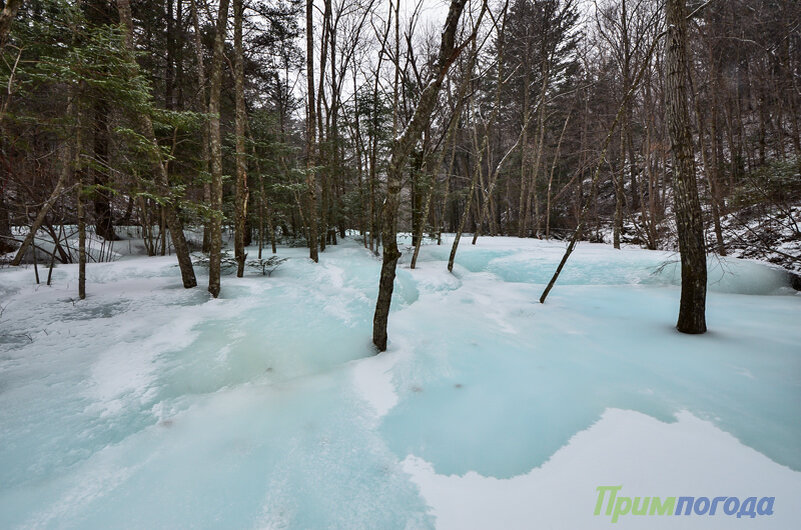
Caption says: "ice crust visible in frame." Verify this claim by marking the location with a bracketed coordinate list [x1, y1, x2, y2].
[1, 235, 799, 528]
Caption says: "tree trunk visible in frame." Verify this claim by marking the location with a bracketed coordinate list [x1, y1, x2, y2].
[206, 0, 231, 296]
[666, 0, 706, 334]
[524, 64, 550, 238]
[437, 132, 457, 245]
[411, 96, 466, 269]
[692, 79, 726, 257]
[159, 206, 166, 255]
[75, 94, 86, 298]
[234, 0, 248, 277]
[305, 0, 319, 262]
[410, 149, 425, 248]
[448, 142, 480, 271]
[77, 169, 86, 299]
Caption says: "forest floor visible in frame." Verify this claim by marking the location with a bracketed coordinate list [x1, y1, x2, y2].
[1, 233, 800, 529]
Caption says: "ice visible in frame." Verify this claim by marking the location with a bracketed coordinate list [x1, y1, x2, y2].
[415, 238, 793, 294]
[1, 235, 799, 528]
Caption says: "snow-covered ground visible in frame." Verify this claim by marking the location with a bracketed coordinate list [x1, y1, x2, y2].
[1, 234, 799, 529]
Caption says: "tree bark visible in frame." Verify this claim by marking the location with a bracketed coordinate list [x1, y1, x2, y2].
[77, 166, 86, 300]
[523, 63, 550, 238]
[692, 80, 726, 257]
[545, 111, 570, 239]
[234, 0, 248, 277]
[666, 0, 706, 334]
[305, 0, 319, 262]
[206, 0, 231, 296]
[75, 90, 86, 298]
[613, 126, 624, 248]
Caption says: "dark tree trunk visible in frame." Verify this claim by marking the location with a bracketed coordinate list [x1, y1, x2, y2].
[666, 0, 707, 334]
[233, 0, 248, 277]
[305, 0, 319, 262]
[11, 160, 69, 266]
[206, 0, 230, 296]
[77, 169, 86, 299]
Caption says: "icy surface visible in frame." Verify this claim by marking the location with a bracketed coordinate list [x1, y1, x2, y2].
[1, 235, 799, 528]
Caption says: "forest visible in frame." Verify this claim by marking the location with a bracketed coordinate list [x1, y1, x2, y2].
[0, 0, 800, 528]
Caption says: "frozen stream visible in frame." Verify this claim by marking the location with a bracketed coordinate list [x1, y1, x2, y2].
[1, 236, 799, 528]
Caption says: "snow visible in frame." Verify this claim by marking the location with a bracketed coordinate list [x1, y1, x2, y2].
[1, 234, 799, 528]
[403, 408, 801, 529]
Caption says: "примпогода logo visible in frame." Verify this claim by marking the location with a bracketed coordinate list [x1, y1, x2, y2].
[594, 485, 775, 523]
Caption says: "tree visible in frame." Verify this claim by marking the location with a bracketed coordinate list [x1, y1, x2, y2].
[666, 0, 706, 333]
[304, 0, 319, 262]
[207, 0, 230, 297]
[234, 0, 248, 277]
[372, 0, 477, 352]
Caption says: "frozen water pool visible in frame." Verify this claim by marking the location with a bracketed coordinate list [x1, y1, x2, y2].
[0, 235, 799, 529]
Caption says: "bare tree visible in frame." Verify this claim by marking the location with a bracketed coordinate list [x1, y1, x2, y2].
[372, 0, 478, 352]
[666, 0, 706, 333]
